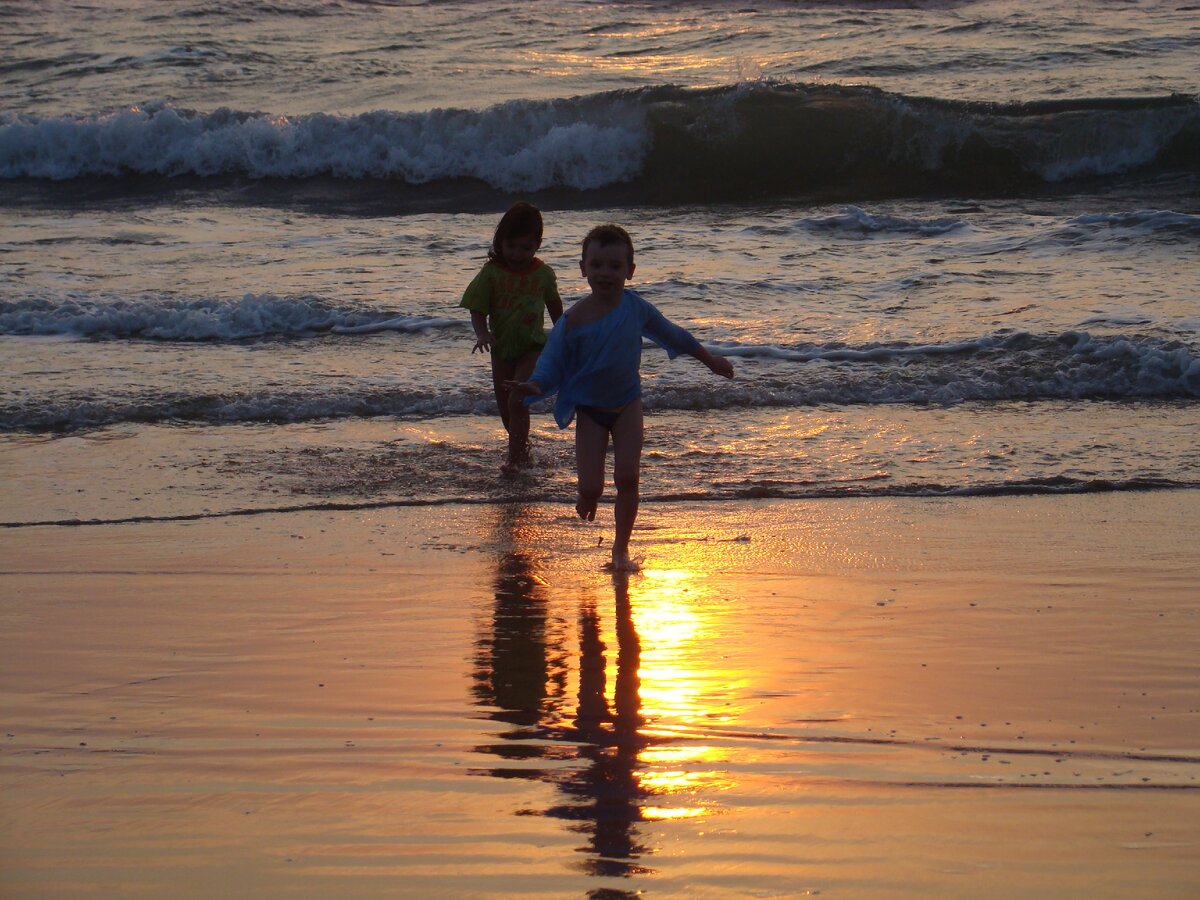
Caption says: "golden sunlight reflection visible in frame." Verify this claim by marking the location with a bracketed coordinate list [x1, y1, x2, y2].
[522, 14, 753, 82]
[641, 807, 707, 821]
[625, 567, 748, 724]
[639, 745, 726, 765]
[471, 514, 753, 879]
[526, 48, 729, 81]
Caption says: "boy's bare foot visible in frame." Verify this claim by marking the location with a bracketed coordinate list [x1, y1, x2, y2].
[609, 549, 642, 572]
[575, 496, 597, 521]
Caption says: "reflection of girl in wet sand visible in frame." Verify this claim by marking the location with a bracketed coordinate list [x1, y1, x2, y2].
[471, 504, 567, 728]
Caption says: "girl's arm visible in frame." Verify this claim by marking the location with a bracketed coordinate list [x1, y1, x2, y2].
[547, 291, 564, 325]
[511, 314, 568, 398]
[469, 311, 492, 354]
[546, 271, 564, 324]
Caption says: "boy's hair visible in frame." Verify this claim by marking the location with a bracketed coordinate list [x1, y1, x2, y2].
[581, 224, 635, 266]
[489, 201, 543, 264]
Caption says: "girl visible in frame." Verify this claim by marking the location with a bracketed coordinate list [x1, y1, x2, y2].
[461, 202, 563, 473]
[507, 224, 734, 570]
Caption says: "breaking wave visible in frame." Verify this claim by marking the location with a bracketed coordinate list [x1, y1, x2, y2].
[0, 292, 461, 341]
[3, 83, 1197, 204]
[3, 330, 1195, 432]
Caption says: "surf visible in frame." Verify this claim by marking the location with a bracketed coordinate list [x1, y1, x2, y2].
[3, 83, 1197, 208]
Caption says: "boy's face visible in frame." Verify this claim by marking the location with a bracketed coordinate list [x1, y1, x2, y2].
[580, 240, 635, 299]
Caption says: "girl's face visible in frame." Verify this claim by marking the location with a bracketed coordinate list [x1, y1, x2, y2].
[580, 240, 635, 301]
[499, 234, 539, 267]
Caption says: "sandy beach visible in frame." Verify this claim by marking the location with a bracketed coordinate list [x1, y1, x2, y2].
[3, 480, 1198, 897]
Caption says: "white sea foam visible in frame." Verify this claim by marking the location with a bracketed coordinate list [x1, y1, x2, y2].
[793, 206, 968, 236]
[969, 104, 1198, 183]
[0, 292, 462, 341]
[4, 330, 1195, 432]
[710, 334, 1007, 363]
[1067, 210, 1200, 235]
[3, 84, 1195, 198]
[0, 99, 650, 191]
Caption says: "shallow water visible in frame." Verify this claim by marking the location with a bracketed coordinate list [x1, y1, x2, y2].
[3, 7, 1198, 489]
[3, 196, 1198, 510]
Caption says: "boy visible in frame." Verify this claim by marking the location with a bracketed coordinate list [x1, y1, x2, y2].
[507, 224, 734, 570]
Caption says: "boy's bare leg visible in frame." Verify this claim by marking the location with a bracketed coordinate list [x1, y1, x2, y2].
[574, 411, 609, 521]
[501, 349, 540, 472]
[609, 400, 643, 570]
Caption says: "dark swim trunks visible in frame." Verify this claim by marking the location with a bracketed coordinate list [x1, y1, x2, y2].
[490, 335, 545, 364]
[577, 404, 626, 429]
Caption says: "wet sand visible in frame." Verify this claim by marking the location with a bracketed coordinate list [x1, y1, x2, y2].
[2, 492, 1199, 897]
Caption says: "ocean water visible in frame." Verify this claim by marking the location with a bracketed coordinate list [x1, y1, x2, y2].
[2, 0, 1199, 519]
[3, 0, 1199, 521]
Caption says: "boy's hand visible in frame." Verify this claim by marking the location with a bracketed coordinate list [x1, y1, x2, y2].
[472, 334, 493, 354]
[694, 345, 734, 379]
[709, 355, 734, 379]
[504, 380, 543, 397]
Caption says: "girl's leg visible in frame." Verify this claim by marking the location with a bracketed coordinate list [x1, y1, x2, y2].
[609, 399, 644, 569]
[503, 349, 541, 471]
[490, 355, 515, 434]
[574, 410, 609, 521]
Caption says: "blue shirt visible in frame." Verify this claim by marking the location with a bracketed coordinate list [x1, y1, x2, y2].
[527, 288, 701, 428]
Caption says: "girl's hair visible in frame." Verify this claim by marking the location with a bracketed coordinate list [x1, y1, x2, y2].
[488, 201, 544, 265]
[581, 224, 635, 266]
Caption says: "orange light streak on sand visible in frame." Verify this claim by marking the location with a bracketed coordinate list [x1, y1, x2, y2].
[640, 806, 707, 821]
[606, 561, 751, 813]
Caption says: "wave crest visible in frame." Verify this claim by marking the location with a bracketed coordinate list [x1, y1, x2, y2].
[0, 96, 650, 191]
[0, 292, 461, 341]
[3, 83, 1196, 202]
[3, 330, 1195, 432]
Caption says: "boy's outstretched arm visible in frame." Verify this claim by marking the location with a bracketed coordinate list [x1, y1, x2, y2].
[692, 345, 734, 379]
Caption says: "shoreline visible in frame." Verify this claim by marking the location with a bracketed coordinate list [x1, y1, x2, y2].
[3, 476, 1197, 530]
[4, 408, 1199, 532]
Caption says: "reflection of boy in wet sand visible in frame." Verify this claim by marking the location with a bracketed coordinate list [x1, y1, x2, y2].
[473, 562, 663, 875]
[508, 225, 734, 570]
[560, 574, 653, 876]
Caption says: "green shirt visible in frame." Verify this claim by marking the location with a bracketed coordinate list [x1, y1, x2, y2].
[460, 259, 560, 362]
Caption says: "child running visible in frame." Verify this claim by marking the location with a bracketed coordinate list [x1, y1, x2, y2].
[507, 224, 734, 570]
[461, 201, 564, 473]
